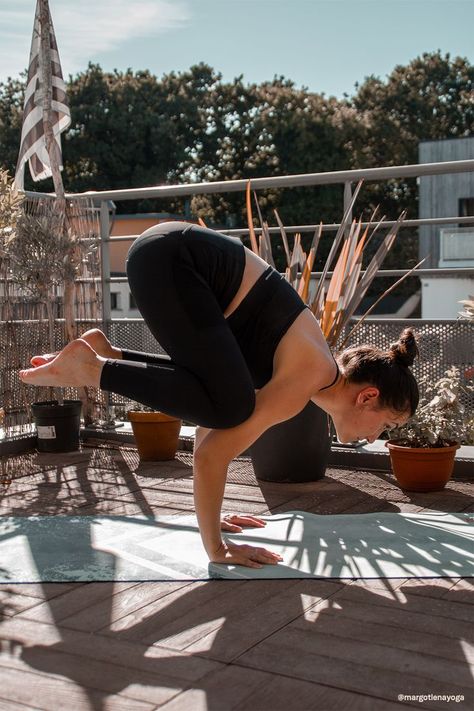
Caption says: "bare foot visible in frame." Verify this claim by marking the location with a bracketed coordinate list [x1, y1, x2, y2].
[20, 339, 105, 388]
[30, 351, 59, 367]
[30, 328, 120, 367]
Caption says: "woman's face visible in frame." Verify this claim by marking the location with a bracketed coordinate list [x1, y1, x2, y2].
[333, 386, 410, 444]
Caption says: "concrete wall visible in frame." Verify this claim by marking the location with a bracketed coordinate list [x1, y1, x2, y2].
[420, 276, 473, 319]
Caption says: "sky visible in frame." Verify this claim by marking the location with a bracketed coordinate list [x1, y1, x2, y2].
[1, 0, 473, 98]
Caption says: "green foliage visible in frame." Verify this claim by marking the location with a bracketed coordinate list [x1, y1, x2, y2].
[391, 367, 474, 447]
[64, 62, 214, 195]
[0, 78, 24, 179]
[352, 51, 473, 169]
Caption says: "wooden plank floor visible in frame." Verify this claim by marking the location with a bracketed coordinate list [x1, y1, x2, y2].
[0, 443, 473, 711]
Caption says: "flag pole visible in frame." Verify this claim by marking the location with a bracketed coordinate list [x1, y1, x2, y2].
[37, 0, 94, 422]
[38, 0, 64, 200]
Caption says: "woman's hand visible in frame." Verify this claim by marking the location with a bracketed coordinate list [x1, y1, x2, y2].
[220, 513, 267, 533]
[211, 540, 283, 569]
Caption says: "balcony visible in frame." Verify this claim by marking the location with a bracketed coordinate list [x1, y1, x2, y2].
[1, 159, 473, 709]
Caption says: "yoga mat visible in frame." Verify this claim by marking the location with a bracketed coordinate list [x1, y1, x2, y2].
[0, 511, 472, 583]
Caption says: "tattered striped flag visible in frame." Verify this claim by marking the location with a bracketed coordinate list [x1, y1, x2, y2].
[14, 0, 71, 190]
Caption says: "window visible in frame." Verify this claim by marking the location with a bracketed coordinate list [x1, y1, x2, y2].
[129, 292, 137, 310]
[459, 197, 474, 228]
[110, 292, 121, 310]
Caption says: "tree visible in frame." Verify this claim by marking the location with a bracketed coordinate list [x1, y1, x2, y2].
[191, 76, 352, 258]
[64, 63, 213, 200]
[253, 78, 351, 225]
[348, 51, 474, 215]
[0, 75, 26, 180]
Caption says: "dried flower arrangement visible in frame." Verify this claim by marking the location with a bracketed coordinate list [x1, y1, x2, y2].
[391, 367, 474, 448]
[0, 169, 102, 434]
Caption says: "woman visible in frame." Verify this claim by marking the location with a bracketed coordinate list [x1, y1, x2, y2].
[20, 222, 419, 568]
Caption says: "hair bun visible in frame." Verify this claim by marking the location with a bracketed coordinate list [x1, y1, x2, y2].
[389, 328, 419, 368]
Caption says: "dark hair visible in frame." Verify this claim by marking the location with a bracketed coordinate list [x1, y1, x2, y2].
[337, 328, 419, 416]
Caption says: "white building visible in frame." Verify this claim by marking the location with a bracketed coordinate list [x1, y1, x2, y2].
[419, 137, 474, 318]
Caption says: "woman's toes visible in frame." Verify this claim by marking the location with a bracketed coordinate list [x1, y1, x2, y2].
[30, 357, 44, 366]
[30, 355, 54, 367]
[19, 368, 36, 383]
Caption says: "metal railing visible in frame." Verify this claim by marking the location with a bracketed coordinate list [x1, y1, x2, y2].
[25, 157, 474, 326]
[15, 158, 474, 431]
[26, 158, 474, 202]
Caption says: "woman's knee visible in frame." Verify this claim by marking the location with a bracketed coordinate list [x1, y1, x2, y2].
[214, 387, 256, 429]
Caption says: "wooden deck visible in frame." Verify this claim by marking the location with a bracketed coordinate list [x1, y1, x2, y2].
[0, 443, 473, 711]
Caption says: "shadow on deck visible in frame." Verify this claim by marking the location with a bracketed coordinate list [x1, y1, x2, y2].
[0, 443, 473, 710]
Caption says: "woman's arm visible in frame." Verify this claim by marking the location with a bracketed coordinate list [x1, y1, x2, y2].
[193, 373, 313, 567]
[195, 426, 268, 535]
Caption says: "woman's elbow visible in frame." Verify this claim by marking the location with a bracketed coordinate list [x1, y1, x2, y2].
[193, 432, 225, 465]
[193, 443, 229, 477]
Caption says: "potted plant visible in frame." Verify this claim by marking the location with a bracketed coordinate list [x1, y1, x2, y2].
[458, 294, 474, 322]
[243, 180, 423, 482]
[127, 403, 182, 462]
[0, 170, 100, 452]
[386, 366, 474, 492]
[458, 295, 474, 427]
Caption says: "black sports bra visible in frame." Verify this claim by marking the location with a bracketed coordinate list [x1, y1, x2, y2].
[318, 357, 340, 391]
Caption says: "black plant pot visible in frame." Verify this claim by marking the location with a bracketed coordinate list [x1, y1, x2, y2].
[31, 400, 82, 453]
[249, 401, 331, 483]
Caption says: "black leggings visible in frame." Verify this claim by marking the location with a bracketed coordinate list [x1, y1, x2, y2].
[100, 226, 256, 429]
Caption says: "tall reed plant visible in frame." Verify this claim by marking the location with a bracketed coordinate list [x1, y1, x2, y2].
[246, 180, 424, 348]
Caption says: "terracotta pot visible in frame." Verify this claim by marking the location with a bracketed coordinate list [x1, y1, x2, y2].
[385, 439, 460, 492]
[127, 411, 181, 461]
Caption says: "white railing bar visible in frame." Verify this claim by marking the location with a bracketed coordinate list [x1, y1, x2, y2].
[107, 267, 474, 283]
[103, 214, 474, 243]
[225, 215, 474, 236]
[24, 159, 474, 202]
[7, 267, 471, 285]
